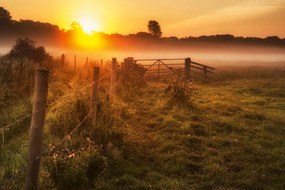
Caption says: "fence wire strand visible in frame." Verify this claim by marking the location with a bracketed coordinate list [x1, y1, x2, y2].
[0, 60, 115, 189]
[0, 70, 112, 133]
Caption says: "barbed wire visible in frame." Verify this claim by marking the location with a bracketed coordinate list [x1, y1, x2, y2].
[0, 58, 114, 189]
[41, 107, 94, 156]
[0, 70, 112, 133]
[99, 70, 112, 83]
[0, 107, 94, 190]
[0, 82, 92, 132]
[0, 114, 32, 132]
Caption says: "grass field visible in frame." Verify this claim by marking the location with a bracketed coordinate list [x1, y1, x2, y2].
[99, 72, 285, 190]
[0, 65, 285, 190]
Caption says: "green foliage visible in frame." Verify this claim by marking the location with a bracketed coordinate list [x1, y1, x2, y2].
[165, 69, 195, 104]
[0, 58, 35, 93]
[91, 90, 124, 151]
[1, 63, 285, 190]
[118, 57, 146, 99]
[0, 134, 28, 189]
[43, 141, 107, 189]
[48, 97, 89, 138]
[0, 38, 53, 94]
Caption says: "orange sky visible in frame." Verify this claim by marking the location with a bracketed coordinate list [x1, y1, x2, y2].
[1, 0, 285, 38]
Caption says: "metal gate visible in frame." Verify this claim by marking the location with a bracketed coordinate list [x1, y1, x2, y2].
[134, 58, 186, 81]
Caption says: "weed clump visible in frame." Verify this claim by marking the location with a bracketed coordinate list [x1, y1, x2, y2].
[43, 139, 107, 189]
[165, 69, 196, 105]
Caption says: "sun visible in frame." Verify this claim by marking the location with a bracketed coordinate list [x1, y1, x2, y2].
[79, 18, 100, 35]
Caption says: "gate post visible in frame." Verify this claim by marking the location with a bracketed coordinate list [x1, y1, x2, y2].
[61, 54, 65, 67]
[185, 57, 191, 80]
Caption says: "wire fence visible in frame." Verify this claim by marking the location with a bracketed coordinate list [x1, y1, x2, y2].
[0, 68, 112, 133]
[0, 65, 113, 190]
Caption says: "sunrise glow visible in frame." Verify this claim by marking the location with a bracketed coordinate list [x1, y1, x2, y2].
[72, 30, 105, 49]
[78, 18, 100, 35]
[2, 0, 284, 38]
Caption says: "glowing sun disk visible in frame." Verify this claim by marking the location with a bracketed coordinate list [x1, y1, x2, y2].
[79, 18, 99, 34]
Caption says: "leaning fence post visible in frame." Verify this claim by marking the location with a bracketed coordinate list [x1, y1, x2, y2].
[24, 69, 49, 190]
[185, 57, 191, 80]
[61, 54, 65, 67]
[110, 58, 117, 97]
[90, 67, 100, 127]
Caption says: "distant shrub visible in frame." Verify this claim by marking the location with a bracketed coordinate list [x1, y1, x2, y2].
[118, 57, 146, 99]
[0, 38, 52, 94]
[165, 69, 195, 104]
[8, 37, 51, 63]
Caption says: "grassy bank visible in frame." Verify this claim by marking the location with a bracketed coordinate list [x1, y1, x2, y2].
[1, 66, 285, 190]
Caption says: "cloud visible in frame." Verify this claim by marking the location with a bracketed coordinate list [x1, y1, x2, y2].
[164, 0, 285, 37]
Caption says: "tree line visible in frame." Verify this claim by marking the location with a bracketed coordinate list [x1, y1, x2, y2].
[1, 6, 285, 48]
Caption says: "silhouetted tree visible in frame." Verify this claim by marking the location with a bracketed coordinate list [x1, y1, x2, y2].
[9, 37, 50, 63]
[7, 38, 50, 88]
[70, 21, 83, 31]
[0, 7, 11, 24]
[148, 20, 162, 38]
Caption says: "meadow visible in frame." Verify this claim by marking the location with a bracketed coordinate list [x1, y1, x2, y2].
[0, 57, 284, 190]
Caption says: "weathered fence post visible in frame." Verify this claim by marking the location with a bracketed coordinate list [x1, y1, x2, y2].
[24, 69, 49, 190]
[61, 54, 65, 67]
[74, 55, 77, 70]
[110, 58, 117, 97]
[185, 57, 191, 80]
[100, 59, 103, 66]
[90, 67, 100, 127]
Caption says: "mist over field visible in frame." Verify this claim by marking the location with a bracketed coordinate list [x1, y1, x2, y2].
[2, 42, 284, 68]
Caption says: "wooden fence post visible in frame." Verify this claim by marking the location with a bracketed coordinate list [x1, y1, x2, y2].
[110, 58, 117, 97]
[185, 57, 191, 80]
[74, 55, 77, 71]
[90, 67, 100, 127]
[24, 69, 49, 190]
[101, 59, 103, 66]
[61, 54, 65, 67]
